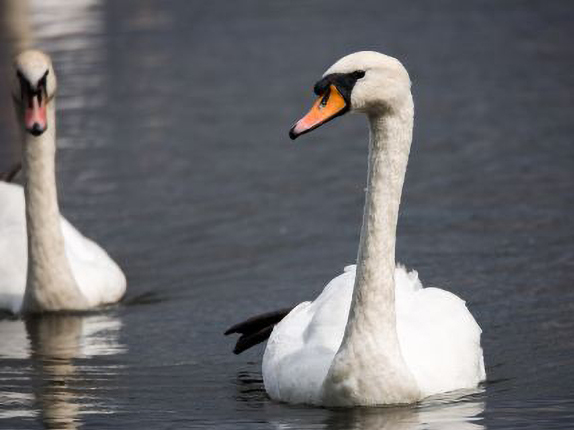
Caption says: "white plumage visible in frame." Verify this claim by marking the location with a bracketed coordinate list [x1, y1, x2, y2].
[0, 182, 126, 314]
[0, 50, 125, 314]
[232, 51, 486, 406]
[263, 265, 485, 405]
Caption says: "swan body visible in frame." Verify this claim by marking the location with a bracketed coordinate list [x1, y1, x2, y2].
[263, 265, 485, 405]
[0, 182, 126, 314]
[228, 51, 485, 406]
[0, 50, 125, 314]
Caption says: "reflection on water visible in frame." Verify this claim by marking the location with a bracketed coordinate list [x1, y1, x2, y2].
[0, 3, 123, 426]
[1, 0, 32, 54]
[320, 397, 485, 430]
[0, 0, 572, 428]
[0, 0, 109, 173]
[28, 0, 108, 150]
[234, 369, 484, 430]
[0, 313, 125, 429]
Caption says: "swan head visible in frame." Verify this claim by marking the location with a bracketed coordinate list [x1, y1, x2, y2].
[11, 50, 57, 137]
[289, 51, 411, 139]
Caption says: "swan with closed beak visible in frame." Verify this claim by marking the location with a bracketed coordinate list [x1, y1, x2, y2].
[0, 50, 126, 314]
[226, 51, 485, 406]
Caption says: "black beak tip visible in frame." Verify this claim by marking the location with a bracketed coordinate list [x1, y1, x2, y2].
[288, 127, 299, 140]
[27, 123, 46, 137]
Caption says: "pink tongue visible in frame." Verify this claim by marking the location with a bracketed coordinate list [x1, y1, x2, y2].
[24, 96, 46, 130]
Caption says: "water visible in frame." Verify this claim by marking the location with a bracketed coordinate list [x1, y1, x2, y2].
[0, 0, 573, 428]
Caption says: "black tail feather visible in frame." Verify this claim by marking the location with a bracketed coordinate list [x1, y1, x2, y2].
[0, 162, 22, 183]
[225, 307, 293, 336]
[225, 307, 293, 355]
[232, 325, 274, 355]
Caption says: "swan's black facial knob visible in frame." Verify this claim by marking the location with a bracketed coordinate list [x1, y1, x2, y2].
[15, 67, 49, 137]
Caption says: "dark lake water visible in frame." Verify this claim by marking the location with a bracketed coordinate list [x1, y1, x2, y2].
[0, 0, 573, 428]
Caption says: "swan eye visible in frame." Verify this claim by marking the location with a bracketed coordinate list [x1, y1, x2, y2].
[38, 71, 48, 89]
[16, 70, 29, 103]
[38, 71, 49, 99]
[320, 90, 331, 108]
[352, 70, 365, 80]
[15, 69, 49, 104]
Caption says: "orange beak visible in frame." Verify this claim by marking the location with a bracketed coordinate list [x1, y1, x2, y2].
[289, 84, 348, 140]
[24, 93, 47, 136]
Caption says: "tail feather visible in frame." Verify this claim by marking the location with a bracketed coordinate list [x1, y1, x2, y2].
[225, 307, 293, 355]
[232, 325, 274, 355]
[0, 162, 22, 183]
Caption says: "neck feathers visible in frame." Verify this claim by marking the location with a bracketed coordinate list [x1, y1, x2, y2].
[347, 97, 413, 345]
[322, 97, 420, 405]
[21, 101, 88, 312]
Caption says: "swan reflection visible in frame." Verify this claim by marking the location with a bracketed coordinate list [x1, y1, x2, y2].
[320, 396, 485, 430]
[0, 313, 125, 429]
[234, 369, 485, 430]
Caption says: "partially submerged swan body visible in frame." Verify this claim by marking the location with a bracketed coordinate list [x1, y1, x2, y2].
[227, 52, 485, 406]
[0, 50, 126, 314]
[263, 265, 485, 406]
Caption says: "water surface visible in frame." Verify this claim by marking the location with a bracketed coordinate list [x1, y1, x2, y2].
[0, 0, 573, 428]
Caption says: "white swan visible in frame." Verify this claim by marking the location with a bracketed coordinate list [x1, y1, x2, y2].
[0, 50, 126, 314]
[226, 51, 485, 406]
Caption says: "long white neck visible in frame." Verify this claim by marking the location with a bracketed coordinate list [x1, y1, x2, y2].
[20, 100, 88, 312]
[348, 104, 413, 349]
[322, 97, 421, 405]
